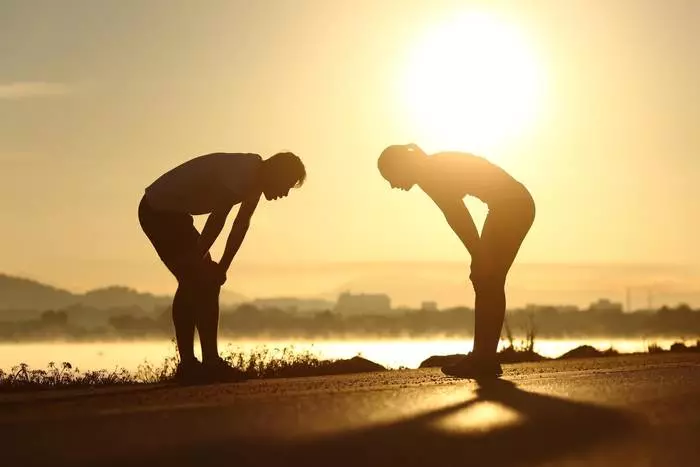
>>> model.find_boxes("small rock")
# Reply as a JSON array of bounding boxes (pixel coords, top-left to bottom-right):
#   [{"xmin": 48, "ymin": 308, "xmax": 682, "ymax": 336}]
[
  {"xmin": 558, "ymin": 345, "xmax": 603, "ymax": 360},
  {"xmin": 498, "ymin": 347, "xmax": 547, "ymax": 363},
  {"xmin": 670, "ymin": 342, "xmax": 688, "ymax": 353},
  {"xmin": 326, "ymin": 356, "xmax": 386, "ymax": 374},
  {"xmin": 419, "ymin": 354, "xmax": 468, "ymax": 368}
]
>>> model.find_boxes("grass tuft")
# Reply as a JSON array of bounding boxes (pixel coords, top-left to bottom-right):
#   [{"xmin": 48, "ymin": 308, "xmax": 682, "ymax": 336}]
[{"xmin": 0, "ymin": 343, "xmax": 337, "ymax": 392}]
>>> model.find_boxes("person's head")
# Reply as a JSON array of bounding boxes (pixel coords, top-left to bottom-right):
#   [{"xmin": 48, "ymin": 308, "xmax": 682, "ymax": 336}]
[
  {"xmin": 261, "ymin": 152, "xmax": 306, "ymax": 200},
  {"xmin": 377, "ymin": 143, "xmax": 427, "ymax": 191}
]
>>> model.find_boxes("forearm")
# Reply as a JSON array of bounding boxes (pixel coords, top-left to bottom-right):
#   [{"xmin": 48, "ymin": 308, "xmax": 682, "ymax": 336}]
[
  {"xmin": 219, "ymin": 221, "xmax": 250, "ymax": 270},
  {"xmin": 427, "ymin": 191, "xmax": 482, "ymax": 258},
  {"xmin": 445, "ymin": 216, "xmax": 481, "ymax": 257},
  {"xmin": 196, "ymin": 209, "xmax": 231, "ymax": 258},
  {"xmin": 196, "ymin": 220, "xmax": 225, "ymax": 258}
]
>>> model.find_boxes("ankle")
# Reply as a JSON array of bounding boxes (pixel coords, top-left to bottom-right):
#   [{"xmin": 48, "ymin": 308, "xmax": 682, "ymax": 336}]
[
  {"xmin": 471, "ymin": 350, "xmax": 497, "ymax": 362},
  {"xmin": 202, "ymin": 355, "xmax": 223, "ymax": 365},
  {"xmin": 179, "ymin": 356, "xmax": 200, "ymax": 367}
]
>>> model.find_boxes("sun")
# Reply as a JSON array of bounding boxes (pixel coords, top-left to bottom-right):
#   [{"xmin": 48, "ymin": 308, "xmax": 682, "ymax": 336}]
[{"xmin": 399, "ymin": 11, "xmax": 545, "ymax": 157}]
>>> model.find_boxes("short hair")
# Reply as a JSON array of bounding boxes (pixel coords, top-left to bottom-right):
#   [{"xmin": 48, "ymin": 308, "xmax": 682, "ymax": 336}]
[
  {"xmin": 378, "ymin": 144, "xmax": 419, "ymax": 174},
  {"xmin": 268, "ymin": 152, "xmax": 306, "ymax": 187}
]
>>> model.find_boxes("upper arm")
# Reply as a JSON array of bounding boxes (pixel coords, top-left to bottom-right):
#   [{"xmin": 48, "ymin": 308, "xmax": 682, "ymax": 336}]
[{"xmin": 425, "ymin": 185, "xmax": 467, "ymax": 220}]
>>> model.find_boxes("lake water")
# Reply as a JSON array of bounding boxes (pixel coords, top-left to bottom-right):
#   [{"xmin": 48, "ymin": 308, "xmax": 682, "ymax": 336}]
[{"xmin": 0, "ymin": 337, "xmax": 692, "ymax": 372}]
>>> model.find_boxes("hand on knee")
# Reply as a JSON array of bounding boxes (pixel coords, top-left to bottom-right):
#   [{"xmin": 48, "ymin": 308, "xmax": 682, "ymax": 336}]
[{"xmin": 178, "ymin": 263, "xmax": 225, "ymax": 290}]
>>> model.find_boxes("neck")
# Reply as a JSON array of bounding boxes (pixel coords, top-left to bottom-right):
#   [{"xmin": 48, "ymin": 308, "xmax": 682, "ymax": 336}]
[{"xmin": 410, "ymin": 155, "xmax": 429, "ymax": 182}]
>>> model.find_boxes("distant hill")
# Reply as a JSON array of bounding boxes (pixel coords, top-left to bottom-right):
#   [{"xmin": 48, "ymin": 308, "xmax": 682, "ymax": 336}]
[
  {"xmin": 0, "ymin": 274, "xmax": 76, "ymax": 312},
  {"xmin": 220, "ymin": 289, "xmax": 247, "ymax": 306},
  {"xmin": 0, "ymin": 274, "xmax": 245, "ymax": 317},
  {"xmin": 79, "ymin": 286, "xmax": 171, "ymax": 311}
]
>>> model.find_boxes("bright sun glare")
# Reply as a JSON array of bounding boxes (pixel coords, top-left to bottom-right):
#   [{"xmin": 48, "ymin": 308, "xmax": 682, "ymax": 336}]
[{"xmin": 401, "ymin": 11, "xmax": 545, "ymax": 156}]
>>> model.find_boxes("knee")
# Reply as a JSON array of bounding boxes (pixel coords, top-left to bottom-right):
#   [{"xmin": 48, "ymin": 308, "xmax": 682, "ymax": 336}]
[
  {"xmin": 470, "ymin": 274, "xmax": 506, "ymax": 295},
  {"xmin": 173, "ymin": 283, "xmax": 196, "ymax": 308}
]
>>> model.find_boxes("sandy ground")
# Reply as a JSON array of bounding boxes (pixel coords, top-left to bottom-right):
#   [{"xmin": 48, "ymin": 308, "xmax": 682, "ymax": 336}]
[{"xmin": 1, "ymin": 353, "xmax": 699, "ymax": 467}]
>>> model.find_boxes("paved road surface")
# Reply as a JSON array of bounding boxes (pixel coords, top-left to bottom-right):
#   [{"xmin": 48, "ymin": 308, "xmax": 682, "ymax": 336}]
[{"xmin": 1, "ymin": 353, "xmax": 699, "ymax": 467}]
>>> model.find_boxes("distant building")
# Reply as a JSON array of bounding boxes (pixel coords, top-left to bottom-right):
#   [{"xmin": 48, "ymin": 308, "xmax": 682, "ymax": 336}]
[
  {"xmin": 249, "ymin": 297, "xmax": 334, "ymax": 313},
  {"xmin": 589, "ymin": 299, "xmax": 623, "ymax": 313},
  {"xmin": 524, "ymin": 304, "xmax": 580, "ymax": 313},
  {"xmin": 421, "ymin": 301, "xmax": 439, "ymax": 312},
  {"xmin": 334, "ymin": 292, "xmax": 391, "ymax": 315}
]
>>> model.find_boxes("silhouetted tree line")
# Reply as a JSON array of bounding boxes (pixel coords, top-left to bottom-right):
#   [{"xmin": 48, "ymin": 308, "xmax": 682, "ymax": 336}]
[
  {"xmin": 503, "ymin": 304, "xmax": 700, "ymax": 338},
  {"xmin": 0, "ymin": 310, "xmax": 91, "ymax": 340},
  {"xmin": 1, "ymin": 301, "xmax": 700, "ymax": 341}
]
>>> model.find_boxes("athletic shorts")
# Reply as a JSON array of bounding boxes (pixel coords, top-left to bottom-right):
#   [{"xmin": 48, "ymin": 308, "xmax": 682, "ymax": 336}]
[{"xmin": 138, "ymin": 195, "xmax": 205, "ymax": 282}]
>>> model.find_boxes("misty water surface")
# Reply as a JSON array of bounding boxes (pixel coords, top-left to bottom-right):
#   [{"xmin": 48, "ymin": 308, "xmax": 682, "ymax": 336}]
[{"xmin": 0, "ymin": 337, "xmax": 691, "ymax": 372}]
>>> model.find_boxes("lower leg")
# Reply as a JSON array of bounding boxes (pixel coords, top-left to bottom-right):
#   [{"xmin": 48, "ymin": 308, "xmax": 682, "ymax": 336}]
[
  {"xmin": 172, "ymin": 285, "xmax": 197, "ymax": 363},
  {"xmin": 442, "ymin": 281, "xmax": 506, "ymax": 379},
  {"xmin": 196, "ymin": 283, "xmax": 222, "ymax": 363},
  {"xmin": 472, "ymin": 281, "xmax": 506, "ymax": 359}
]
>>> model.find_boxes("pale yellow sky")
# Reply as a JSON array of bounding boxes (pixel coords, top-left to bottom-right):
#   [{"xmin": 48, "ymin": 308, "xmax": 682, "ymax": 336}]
[{"xmin": 1, "ymin": 0, "xmax": 698, "ymax": 294}]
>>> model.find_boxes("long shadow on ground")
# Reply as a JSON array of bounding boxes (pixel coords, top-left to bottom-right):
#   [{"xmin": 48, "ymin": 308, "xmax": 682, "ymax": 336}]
[
  {"xmin": 0, "ymin": 382, "xmax": 173, "ymax": 406},
  {"xmin": 146, "ymin": 379, "xmax": 640, "ymax": 467}
]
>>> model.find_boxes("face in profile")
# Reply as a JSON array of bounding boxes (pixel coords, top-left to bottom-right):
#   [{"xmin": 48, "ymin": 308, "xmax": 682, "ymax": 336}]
[
  {"xmin": 263, "ymin": 177, "xmax": 294, "ymax": 201},
  {"xmin": 380, "ymin": 166, "xmax": 415, "ymax": 191},
  {"xmin": 378, "ymin": 146, "xmax": 417, "ymax": 191},
  {"xmin": 261, "ymin": 152, "xmax": 306, "ymax": 201}
]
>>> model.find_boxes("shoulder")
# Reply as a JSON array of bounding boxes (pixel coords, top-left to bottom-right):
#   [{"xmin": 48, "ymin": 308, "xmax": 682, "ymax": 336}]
[
  {"xmin": 432, "ymin": 151, "xmax": 481, "ymax": 162},
  {"xmin": 203, "ymin": 152, "xmax": 263, "ymax": 168},
  {"xmin": 216, "ymin": 154, "xmax": 263, "ymax": 190},
  {"xmin": 419, "ymin": 170, "xmax": 451, "ymax": 201},
  {"xmin": 419, "ymin": 155, "xmax": 465, "ymax": 200},
  {"xmin": 432, "ymin": 151, "xmax": 497, "ymax": 173},
  {"xmin": 206, "ymin": 152, "xmax": 262, "ymax": 161},
  {"xmin": 235, "ymin": 153, "xmax": 263, "ymax": 166}
]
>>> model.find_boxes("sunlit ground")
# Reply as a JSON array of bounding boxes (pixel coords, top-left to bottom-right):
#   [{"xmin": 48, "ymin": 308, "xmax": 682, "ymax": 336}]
[
  {"xmin": 0, "ymin": 337, "xmax": 691, "ymax": 372},
  {"xmin": 433, "ymin": 400, "xmax": 523, "ymax": 433}
]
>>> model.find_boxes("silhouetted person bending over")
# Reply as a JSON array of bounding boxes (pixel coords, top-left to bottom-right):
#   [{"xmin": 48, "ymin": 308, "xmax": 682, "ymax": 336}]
[
  {"xmin": 139, "ymin": 152, "xmax": 306, "ymax": 383},
  {"xmin": 378, "ymin": 144, "xmax": 535, "ymax": 379}
]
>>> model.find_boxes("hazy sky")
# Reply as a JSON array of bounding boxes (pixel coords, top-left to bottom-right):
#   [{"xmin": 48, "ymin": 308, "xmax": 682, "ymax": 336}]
[{"xmin": 1, "ymin": 0, "xmax": 698, "ymax": 293}]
